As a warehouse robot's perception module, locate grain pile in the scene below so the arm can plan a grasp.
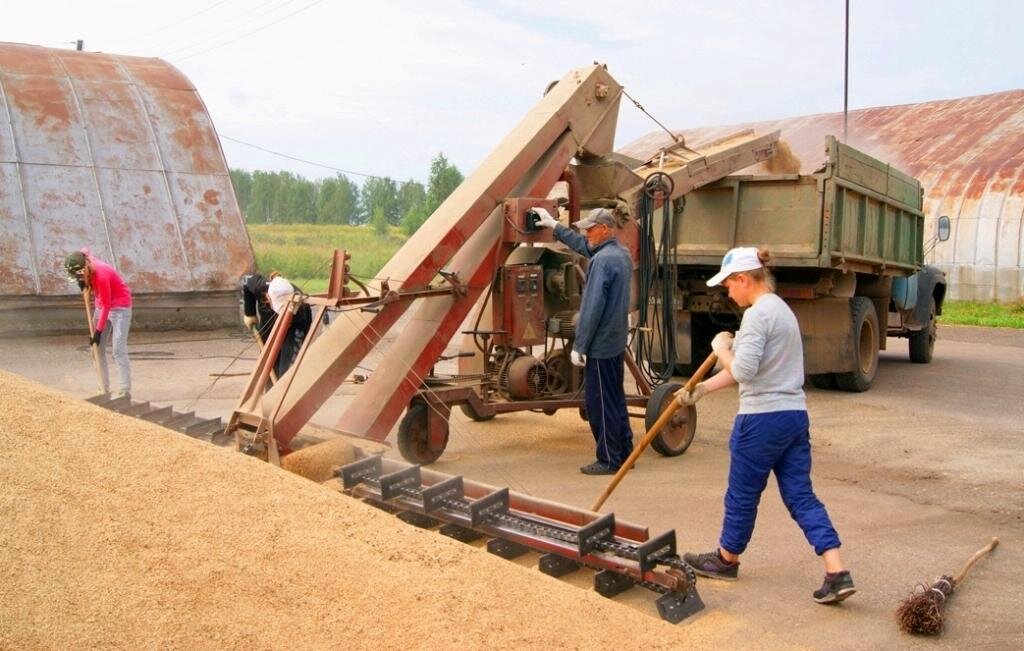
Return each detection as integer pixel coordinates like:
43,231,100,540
0,370,767,650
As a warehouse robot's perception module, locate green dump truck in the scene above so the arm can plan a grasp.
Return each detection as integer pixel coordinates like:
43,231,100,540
650,136,949,392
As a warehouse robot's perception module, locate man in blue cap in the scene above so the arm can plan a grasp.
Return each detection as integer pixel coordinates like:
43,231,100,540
534,207,634,475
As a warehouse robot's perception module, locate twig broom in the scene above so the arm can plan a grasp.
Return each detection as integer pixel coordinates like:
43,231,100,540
895,537,999,635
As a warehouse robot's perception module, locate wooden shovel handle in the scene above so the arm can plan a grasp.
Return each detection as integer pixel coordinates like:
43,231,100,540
953,537,999,585
589,352,718,512
82,289,105,391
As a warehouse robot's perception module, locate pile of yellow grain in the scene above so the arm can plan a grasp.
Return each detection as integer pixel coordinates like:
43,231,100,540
0,370,763,649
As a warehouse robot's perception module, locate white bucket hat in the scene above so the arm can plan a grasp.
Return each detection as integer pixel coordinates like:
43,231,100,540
267,276,296,314
706,247,763,287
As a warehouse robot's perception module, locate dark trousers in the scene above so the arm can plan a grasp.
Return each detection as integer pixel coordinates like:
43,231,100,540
584,353,633,468
720,410,841,556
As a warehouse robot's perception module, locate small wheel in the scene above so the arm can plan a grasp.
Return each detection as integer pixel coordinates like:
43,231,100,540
397,401,449,464
908,298,937,364
646,382,697,457
458,402,495,422
807,373,837,390
835,297,879,393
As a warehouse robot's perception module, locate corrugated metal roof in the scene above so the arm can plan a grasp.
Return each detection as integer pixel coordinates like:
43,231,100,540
621,90,1024,302
0,41,252,297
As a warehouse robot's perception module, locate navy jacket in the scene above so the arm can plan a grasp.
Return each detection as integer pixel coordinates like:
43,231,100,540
553,224,632,359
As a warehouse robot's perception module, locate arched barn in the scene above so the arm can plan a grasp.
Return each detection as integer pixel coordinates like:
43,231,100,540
0,42,253,334
622,90,1024,302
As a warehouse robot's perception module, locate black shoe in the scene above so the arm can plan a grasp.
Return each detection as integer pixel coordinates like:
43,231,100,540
683,550,739,581
813,571,856,604
579,461,616,475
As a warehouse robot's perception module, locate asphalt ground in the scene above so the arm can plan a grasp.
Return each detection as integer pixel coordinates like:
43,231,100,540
2,323,1021,649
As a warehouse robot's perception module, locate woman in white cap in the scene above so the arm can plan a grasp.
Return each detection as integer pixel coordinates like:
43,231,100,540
676,246,855,605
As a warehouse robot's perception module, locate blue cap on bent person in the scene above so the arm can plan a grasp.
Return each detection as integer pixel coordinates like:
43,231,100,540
64,251,88,277
574,207,616,230
706,247,763,287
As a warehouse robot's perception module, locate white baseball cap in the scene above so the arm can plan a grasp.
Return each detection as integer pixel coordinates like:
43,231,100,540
707,247,763,287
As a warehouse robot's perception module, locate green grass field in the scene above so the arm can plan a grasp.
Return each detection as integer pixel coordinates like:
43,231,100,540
246,224,408,294
939,300,1024,329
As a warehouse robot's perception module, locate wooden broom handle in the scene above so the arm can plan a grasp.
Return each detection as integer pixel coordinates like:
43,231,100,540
590,352,718,512
954,537,999,585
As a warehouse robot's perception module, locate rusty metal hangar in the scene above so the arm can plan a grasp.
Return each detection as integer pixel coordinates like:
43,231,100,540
0,42,253,334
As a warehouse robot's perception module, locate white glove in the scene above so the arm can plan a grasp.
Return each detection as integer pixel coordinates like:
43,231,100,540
570,350,586,367
675,382,709,407
711,331,734,354
243,315,258,329
532,207,559,229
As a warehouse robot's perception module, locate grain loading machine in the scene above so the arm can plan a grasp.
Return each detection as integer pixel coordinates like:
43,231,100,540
227,64,778,466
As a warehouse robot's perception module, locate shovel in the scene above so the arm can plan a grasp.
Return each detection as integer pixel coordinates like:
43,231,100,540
81,289,107,394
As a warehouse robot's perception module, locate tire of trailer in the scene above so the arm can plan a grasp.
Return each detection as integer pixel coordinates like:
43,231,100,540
834,296,879,393
908,297,937,364
397,401,449,464
646,382,697,457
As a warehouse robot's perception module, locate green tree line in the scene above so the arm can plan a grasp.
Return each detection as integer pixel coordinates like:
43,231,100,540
230,153,463,236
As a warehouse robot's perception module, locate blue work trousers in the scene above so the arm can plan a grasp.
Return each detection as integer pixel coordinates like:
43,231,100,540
720,410,841,556
584,353,633,468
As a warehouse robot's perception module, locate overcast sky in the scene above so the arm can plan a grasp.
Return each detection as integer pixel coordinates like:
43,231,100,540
4,1,1023,184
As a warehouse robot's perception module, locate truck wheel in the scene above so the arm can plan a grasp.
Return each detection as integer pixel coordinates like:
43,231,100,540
835,297,879,392
397,401,448,464
646,382,697,457
908,298,937,364
807,373,838,390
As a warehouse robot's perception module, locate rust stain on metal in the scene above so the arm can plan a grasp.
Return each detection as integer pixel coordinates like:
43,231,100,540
621,89,1024,301
0,41,253,298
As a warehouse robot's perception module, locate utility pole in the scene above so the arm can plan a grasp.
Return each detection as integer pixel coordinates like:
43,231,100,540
843,0,849,143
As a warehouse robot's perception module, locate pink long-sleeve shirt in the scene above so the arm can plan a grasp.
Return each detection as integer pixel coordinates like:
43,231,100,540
88,255,132,332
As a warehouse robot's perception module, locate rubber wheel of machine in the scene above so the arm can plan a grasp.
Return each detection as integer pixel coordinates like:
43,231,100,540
646,382,697,457
835,297,879,393
397,401,449,465
458,402,495,422
908,298,937,364
807,373,838,390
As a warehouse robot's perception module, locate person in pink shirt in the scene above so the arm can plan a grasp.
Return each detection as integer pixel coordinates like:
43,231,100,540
64,250,133,398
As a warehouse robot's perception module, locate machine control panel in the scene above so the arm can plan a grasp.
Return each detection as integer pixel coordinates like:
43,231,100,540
494,264,546,347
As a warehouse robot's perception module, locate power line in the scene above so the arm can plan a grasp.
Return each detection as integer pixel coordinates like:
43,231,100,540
111,0,236,51
171,0,327,62
219,134,383,179
152,0,297,57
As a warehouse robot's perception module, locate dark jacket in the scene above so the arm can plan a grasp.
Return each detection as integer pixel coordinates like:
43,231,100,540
553,224,632,359
241,273,278,342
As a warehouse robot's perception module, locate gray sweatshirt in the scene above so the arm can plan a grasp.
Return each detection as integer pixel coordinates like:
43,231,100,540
730,293,807,414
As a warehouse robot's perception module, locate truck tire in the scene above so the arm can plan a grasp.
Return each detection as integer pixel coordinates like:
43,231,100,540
834,297,879,393
908,298,937,364
807,373,837,390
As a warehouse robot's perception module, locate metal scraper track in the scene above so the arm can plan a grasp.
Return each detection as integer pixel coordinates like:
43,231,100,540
338,454,704,624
